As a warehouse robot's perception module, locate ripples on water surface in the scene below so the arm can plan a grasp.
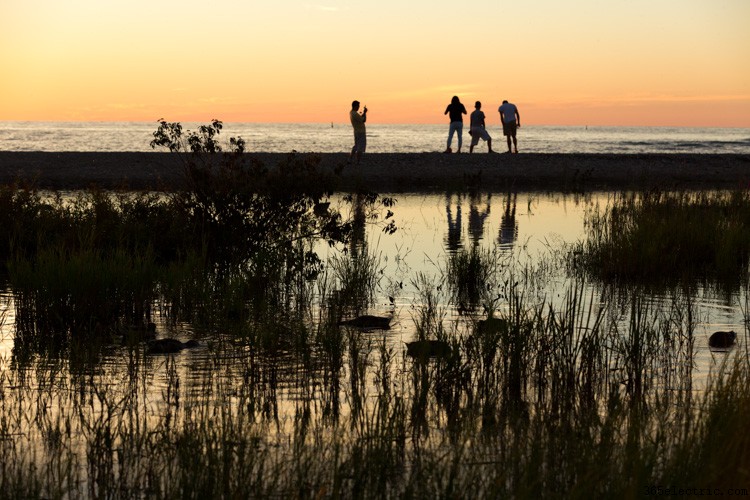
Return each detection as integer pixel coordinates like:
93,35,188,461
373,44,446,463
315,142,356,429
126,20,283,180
1,121,750,153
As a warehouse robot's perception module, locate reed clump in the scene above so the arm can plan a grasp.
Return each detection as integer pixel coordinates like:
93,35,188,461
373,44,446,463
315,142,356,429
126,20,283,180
328,247,383,318
446,246,506,312
572,190,750,286
0,186,192,264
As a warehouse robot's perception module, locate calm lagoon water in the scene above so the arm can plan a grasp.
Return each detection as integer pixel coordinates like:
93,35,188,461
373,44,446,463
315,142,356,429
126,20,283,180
1,121,750,154
1,192,743,390
0,190,745,495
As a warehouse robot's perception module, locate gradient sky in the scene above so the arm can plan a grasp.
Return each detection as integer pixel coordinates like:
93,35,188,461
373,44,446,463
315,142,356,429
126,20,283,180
1,0,748,126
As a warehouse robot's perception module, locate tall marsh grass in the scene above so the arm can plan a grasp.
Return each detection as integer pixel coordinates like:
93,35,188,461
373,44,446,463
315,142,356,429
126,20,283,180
446,246,507,312
0,186,191,263
1,276,748,498
572,190,750,286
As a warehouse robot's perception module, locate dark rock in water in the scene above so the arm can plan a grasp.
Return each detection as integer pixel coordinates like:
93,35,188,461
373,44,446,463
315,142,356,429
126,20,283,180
708,330,737,349
406,340,452,359
477,317,509,335
313,202,330,217
338,315,391,330
147,338,201,355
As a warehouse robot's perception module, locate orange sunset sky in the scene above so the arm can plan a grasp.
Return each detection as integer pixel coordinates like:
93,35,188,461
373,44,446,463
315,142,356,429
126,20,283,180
1,0,749,127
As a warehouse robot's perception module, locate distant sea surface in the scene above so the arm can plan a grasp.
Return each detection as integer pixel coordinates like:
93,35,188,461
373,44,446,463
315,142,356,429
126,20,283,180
1,121,749,154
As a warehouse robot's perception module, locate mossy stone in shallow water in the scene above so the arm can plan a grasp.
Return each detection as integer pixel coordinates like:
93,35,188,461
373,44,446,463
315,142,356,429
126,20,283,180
338,315,391,330
477,317,509,335
406,340,452,360
708,330,736,349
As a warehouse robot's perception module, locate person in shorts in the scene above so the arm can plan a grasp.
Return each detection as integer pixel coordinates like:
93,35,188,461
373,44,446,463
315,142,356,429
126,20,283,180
469,101,494,153
349,100,367,163
498,100,521,153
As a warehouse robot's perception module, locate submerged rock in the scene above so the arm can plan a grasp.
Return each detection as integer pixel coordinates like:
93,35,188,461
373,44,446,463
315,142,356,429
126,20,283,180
708,330,737,349
338,315,391,330
477,317,509,335
313,202,330,217
406,340,452,359
147,338,201,355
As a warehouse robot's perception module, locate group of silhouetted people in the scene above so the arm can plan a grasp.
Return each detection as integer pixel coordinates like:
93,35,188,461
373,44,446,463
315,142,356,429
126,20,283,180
348,97,520,163
444,96,520,154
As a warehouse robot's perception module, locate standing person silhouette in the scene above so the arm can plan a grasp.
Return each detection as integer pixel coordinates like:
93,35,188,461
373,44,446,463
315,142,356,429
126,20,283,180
444,96,467,153
469,101,494,153
349,100,367,164
498,100,521,153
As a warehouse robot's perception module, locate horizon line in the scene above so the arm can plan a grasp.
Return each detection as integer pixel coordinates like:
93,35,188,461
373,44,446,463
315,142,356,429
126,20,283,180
1,119,749,130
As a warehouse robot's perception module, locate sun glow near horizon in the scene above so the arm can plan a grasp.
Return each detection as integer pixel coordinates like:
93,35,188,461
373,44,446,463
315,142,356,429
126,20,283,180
1,0,748,127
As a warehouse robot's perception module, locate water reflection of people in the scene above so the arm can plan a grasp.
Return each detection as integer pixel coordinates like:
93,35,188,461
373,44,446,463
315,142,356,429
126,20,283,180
468,192,491,247
498,192,518,247
350,193,367,257
445,192,463,252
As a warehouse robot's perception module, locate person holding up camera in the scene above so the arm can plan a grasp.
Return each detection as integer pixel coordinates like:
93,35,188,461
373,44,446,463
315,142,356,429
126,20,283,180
349,100,367,164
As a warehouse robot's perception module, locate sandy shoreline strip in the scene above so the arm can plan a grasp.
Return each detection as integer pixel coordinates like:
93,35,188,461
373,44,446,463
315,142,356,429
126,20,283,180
1,152,749,192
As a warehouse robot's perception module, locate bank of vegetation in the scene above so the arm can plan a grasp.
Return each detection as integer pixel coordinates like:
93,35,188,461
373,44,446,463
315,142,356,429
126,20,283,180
571,190,750,287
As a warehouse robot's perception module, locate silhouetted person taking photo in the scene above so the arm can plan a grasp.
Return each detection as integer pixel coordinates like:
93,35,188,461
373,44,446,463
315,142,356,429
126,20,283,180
498,100,521,153
444,96,467,153
349,100,367,163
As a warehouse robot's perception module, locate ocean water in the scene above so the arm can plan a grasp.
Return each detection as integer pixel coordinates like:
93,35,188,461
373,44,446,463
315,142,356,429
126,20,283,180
1,121,749,154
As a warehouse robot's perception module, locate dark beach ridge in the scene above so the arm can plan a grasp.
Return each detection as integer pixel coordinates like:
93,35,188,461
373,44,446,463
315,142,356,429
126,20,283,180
0,152,749,192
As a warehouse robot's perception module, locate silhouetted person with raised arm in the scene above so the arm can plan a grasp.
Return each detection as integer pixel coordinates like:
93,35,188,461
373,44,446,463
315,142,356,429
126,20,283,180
498,100,521,153
349,100,367,164
469,101,494,153
444,96,467,153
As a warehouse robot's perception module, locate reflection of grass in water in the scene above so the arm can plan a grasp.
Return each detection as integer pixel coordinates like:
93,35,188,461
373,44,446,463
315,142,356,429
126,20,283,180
573,190,750,286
